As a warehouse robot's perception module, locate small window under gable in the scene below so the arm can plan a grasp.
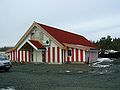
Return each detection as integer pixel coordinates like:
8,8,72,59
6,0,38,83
31,31,35,39
31,26,37,39
67,48,72,57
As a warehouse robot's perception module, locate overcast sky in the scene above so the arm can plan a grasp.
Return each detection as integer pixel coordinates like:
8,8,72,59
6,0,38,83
0,0,120,47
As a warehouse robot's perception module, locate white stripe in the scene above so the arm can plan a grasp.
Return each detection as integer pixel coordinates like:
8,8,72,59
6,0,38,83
14,51,16,61
55,47,57,63
23,51,25,62
50,47,53,63
69,56,72,62
20,51,22,62
79,49,81,62
78,49,80,62
59,48,62,63
27,51,29,62
74,48,76,62
10,52,11,60
83,50,86,62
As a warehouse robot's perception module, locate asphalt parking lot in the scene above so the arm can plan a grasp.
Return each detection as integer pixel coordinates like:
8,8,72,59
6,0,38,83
0,60,120,90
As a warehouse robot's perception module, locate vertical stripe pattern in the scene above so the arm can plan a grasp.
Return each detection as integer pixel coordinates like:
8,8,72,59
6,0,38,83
9,47,85,64
10,50,30,63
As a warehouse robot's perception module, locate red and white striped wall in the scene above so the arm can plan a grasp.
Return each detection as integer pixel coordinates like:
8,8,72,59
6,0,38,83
63,48,85,63
45,47,62,64
9,47,85,64
44,47,85,64
10,50,30,63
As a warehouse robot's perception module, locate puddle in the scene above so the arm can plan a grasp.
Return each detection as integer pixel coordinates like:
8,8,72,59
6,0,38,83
65,70,71,73
0,87,15,90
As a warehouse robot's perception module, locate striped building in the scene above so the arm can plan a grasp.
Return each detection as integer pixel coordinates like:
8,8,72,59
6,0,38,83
7,22,98,64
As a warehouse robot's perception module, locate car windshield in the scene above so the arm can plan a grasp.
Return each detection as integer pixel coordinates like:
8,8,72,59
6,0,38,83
0,55,6,60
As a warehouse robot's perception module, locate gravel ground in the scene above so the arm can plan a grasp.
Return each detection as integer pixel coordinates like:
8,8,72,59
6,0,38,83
0,59,120,90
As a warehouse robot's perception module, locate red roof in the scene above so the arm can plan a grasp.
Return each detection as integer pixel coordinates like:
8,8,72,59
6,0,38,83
37,23,96,48
29,40,45,49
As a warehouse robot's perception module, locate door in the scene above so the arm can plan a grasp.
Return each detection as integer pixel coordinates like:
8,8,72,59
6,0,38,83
42,51,45,62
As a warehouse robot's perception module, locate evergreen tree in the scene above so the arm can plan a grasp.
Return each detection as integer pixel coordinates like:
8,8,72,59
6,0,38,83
94,36,120,51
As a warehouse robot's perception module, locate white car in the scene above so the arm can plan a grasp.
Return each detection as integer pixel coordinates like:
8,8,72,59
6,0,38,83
0,55,12,72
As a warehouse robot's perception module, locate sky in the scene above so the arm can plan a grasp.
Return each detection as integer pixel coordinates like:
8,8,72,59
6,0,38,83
0,0,120,47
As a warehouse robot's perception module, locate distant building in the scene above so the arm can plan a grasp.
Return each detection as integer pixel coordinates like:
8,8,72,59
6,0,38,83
7,22,98,64
0,51,5,56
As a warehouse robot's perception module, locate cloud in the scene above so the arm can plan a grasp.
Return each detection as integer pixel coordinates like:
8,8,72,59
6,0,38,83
64,14,120,33
62,14,120,40
0,0,120,47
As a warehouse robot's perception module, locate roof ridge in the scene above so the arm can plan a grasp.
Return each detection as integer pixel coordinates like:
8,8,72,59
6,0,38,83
37,22,84,38
36,22,96,48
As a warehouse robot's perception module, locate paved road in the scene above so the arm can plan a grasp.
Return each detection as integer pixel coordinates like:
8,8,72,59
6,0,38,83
0,61,120,90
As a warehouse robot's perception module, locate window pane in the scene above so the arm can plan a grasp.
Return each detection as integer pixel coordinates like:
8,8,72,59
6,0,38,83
68,49,72,56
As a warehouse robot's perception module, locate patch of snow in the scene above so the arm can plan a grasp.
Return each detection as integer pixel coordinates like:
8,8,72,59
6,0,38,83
77,71,83,73
97,58,113,62
0,87,15,90
92,64,111,68
65,70,71,73
91,58,113,68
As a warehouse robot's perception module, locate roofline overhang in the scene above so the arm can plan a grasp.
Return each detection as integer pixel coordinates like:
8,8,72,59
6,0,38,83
27,40,38,50
15,22,36,49
14,22,64,50
63,43,97,51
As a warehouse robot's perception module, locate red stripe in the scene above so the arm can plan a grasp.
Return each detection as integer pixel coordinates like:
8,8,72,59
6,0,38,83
76,49,78,62
13,51,15,61
10,51,12,60
16,50,17,61
22,51,24,62
44,50,46,63
67,57,70,62
72,48,74,62
29,51,30,62
52,47,55,63
80,50,83,62
57,47,60,63
48,47,50,63
25,51,27,62
18,51,20,62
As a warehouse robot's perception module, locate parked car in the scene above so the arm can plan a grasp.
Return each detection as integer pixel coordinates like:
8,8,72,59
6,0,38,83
0,55,12,71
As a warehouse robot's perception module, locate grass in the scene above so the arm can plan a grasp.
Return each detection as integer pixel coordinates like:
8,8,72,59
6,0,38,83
0,60,120,90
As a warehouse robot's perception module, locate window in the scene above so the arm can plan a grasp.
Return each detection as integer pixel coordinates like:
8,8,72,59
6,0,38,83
67,49,72,56
31,31,35,39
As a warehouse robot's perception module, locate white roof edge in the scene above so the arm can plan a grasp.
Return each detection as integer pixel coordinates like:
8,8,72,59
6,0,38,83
27,40,38,51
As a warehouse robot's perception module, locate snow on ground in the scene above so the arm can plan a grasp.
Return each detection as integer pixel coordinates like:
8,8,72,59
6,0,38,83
97,58,114,62
91,58,113,68
0,87,15,90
